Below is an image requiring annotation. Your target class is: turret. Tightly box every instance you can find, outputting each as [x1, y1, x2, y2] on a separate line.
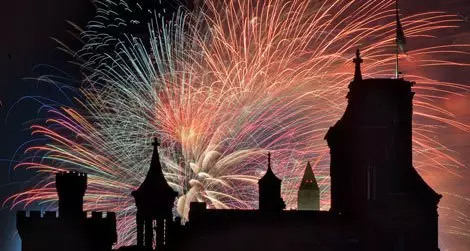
[132, 138, 178, 250]
[258, 152, 285, 212]
[297, 161, 320, 210]
[56, 171, 87, 219]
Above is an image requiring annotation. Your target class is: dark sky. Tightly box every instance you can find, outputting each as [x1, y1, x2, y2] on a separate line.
[1, 1, 469, 251]
[0, 1, 94, 250]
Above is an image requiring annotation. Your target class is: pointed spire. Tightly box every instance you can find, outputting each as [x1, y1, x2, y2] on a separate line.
[153, 137, 160, 147]
[148, 137, 165, 180]
[299, 161, 319, 190]
[133, 137, 177, 202]
[297, 161, 320, 211]
[395, 0, 407, 79]
[353, 49, 363, 82]
[259, 152, 281, 183]
[151, 137, 161, 170]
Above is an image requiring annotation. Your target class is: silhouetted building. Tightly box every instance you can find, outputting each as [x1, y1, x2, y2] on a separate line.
[18, 49, 442, 251]
[258, 152, 286, 211]
[298, 161, 320, 210]
[175, 155, 343, 251]
[17, 171, 117, 251]
[131, 139, 178, 250]
[163, 50, 440, 251]
[325, 49, 442, 250]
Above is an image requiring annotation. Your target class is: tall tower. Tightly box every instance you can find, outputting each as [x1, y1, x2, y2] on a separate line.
[132, 138, 178, 250]
[325, 49, 441, 250]
[55, 171, 87, 219]
[258, 152, 285, 212]
[297, 161, 320, 211]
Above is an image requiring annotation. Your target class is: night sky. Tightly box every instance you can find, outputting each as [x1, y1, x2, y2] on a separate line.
[1, 1, 469, 250]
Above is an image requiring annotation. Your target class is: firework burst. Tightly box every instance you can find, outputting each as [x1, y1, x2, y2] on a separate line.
[5, 0, 470, 248]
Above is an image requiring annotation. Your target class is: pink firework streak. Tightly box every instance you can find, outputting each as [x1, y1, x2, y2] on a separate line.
[5, 0, 470, 248]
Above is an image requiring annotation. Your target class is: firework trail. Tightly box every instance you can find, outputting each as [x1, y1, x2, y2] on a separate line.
[5, 0, 470, 247]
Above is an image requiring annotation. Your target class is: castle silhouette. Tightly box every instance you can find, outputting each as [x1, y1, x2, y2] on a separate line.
[17, 50, 441, 251]
[16, 172, 117, 251]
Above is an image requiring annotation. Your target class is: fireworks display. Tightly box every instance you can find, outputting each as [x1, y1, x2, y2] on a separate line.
[5, 0, 470, 248]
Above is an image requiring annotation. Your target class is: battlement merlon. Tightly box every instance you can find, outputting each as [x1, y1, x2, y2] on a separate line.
[16, 210, 117, 246]
[86, 211, 118, 244]
[17, 210, 115, 220]
[17, 210, 26, 221]
[17, 210, 116, 233]
[87, 211, 116, 220]
[17, 211, 57, 236]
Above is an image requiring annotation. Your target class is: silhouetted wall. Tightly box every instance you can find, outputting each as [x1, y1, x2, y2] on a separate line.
[17, 172, 117, 251]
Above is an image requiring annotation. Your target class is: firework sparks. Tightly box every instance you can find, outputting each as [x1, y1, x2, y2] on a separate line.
[5, 0, 470, 248]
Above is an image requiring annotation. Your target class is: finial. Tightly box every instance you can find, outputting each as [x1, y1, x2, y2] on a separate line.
[152, 137, 160, 147]
[353, 49, 363, 82]
[259, 151, 281, 183]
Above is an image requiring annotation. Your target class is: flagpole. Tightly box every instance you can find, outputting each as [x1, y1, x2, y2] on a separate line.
[395, 0, 399, 79]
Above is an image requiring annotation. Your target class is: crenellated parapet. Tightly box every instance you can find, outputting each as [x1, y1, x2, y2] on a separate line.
[17, 171, 117, 251]
[17, 210, 116, 222]
[55, 171, 87, 219]
[56, 171, 87, 197]
[86, 211, 117, 233]
[17, 209, 117, 251]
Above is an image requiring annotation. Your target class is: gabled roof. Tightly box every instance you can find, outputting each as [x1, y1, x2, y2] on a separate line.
[259, 152, 281, 184]
[299, 161, 319, 190]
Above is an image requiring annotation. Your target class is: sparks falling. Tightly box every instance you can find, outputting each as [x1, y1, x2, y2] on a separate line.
[5, 0, 470, 248]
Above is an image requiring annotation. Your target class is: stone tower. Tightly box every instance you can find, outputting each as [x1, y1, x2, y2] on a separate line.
[297, 161, 320, 210]
[56, 171, 87, 219]
[325, 49, 441, 250]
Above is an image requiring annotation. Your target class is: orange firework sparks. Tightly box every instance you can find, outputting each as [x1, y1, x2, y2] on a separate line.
[5, 0, 470, 248]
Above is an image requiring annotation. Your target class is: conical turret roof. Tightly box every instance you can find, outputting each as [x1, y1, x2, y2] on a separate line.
[132, 138, 177, 209]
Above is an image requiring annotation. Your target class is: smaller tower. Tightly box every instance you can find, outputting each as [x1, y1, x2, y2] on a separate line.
[56, 171, 87, 219]
[132, 138, 178, 250]
[353, 49, 363, 82]
[258, 152, 285, 211]
[297, 161, 320, 211]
